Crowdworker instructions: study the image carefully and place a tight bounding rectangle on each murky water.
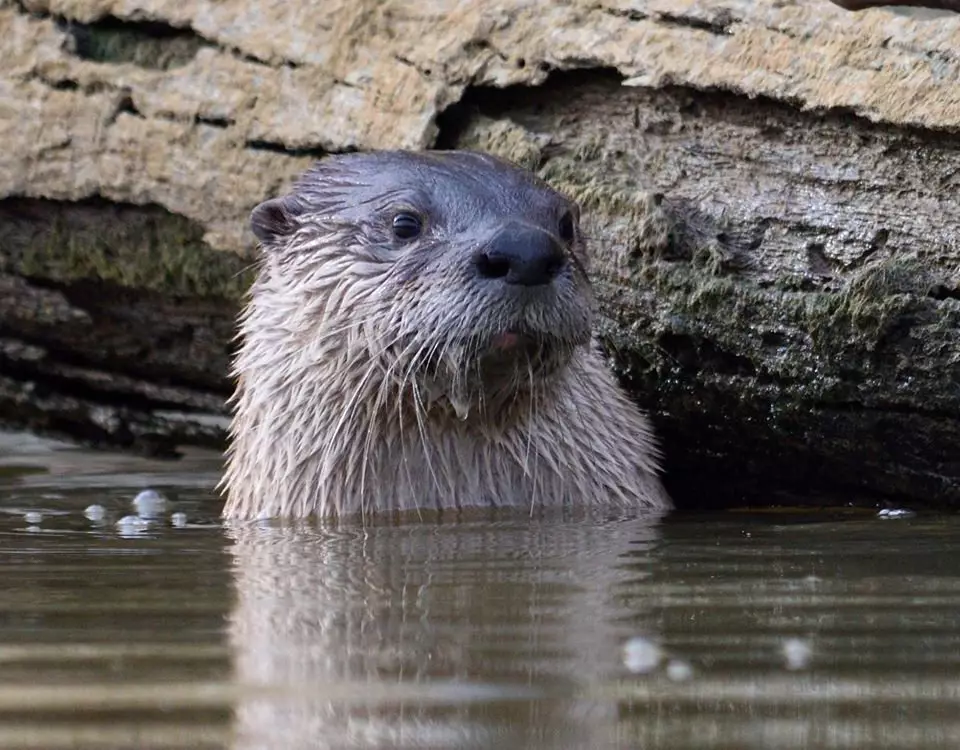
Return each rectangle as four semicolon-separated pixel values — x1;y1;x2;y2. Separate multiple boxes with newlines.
1;430;959;749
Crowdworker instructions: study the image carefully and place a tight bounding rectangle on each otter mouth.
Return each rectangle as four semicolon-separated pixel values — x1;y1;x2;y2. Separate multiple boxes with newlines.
487;329;540;353
474;328;556;364
421;328;560;378
414;328;573;420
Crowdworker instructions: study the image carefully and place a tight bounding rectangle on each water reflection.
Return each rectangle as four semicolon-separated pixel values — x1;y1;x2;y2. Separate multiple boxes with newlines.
610;515;960;749
224;512;960;750
3;432;960;749
225;510;666;750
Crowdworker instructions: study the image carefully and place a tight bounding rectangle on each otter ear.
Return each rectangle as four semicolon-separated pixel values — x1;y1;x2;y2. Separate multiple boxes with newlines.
250;195;303;246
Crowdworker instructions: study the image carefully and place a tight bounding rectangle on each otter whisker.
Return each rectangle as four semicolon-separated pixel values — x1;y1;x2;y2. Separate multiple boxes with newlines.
408;371;441;515
391;373;416;517
533;360;547;516
308;318;371;345
303;359;382;514
524;357;539;517
358;331;413;519
568;349;608;441
394;333;450;511
363;334;425;511
230;260;262;283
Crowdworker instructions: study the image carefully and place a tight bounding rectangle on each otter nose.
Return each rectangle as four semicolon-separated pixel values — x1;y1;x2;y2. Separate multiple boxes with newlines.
474;225;567;287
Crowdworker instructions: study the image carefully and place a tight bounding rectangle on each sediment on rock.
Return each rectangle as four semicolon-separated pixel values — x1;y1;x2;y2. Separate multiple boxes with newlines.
3;0;960;507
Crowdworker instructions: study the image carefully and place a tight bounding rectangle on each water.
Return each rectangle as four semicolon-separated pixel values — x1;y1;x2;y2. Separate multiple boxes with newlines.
1;430;959;749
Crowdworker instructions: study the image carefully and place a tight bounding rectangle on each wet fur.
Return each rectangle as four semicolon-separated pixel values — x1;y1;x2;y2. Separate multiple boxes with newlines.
220;150;671;519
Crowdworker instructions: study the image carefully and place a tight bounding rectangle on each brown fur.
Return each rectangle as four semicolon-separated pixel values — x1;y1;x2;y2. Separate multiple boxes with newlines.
220;150;671;520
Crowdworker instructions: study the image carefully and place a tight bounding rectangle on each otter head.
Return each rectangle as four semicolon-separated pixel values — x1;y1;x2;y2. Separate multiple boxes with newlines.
246;150;593;423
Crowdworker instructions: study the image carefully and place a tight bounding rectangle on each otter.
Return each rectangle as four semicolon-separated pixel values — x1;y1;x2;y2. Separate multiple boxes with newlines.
220;150;671;520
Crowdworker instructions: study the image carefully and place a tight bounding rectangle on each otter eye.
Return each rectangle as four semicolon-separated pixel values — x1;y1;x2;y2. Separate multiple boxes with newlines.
392;212;423;241
558;211;575;243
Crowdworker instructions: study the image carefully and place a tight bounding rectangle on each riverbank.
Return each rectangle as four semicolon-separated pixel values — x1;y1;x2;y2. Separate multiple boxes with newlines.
3;1;960;508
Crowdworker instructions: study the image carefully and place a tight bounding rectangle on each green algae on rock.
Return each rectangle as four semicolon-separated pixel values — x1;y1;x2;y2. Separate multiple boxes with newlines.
2;198;256;301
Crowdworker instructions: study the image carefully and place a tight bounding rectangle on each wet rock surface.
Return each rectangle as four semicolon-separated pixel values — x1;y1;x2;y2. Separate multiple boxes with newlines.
3;0;960;508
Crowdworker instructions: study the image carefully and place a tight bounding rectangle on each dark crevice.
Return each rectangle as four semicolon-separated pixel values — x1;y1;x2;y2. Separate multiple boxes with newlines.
657;390;960;510
196;116;233;129
600;5;738;34
64;17;197;41
244;140;329;159
393;54;426;77
434;67;625;148
815;399;960;422
807;243;834;276
13;0;299;72
47;79;79;91
27;71;127;98
56;15;211;71
928;283;960;301
437;58;960;157
761;331;788;349
112;93;142;122
603;7;646;22
658;333;758;376
227;47;300;69
614;351;960;511
463;38;507;63
870;227;890;253
655;11;739;35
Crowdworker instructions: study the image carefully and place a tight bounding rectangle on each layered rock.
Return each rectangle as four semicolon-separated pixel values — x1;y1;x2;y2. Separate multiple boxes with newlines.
3;0;960;507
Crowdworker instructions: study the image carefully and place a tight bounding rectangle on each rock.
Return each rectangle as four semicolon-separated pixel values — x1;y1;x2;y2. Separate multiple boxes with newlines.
2;0;960;508
829;1;959;12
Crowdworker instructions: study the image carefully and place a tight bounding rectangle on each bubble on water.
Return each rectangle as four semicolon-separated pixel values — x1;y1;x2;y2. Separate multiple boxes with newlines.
623;637;662;674
782;638;813;671
877;508;915;520
666;659;693;682
23;511;43;525
132;489;167;519
83;504;107;522
170;512;188;528
116;515;151;537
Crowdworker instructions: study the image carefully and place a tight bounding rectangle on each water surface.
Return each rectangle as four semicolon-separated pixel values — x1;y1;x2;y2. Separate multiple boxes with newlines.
0;430;958;749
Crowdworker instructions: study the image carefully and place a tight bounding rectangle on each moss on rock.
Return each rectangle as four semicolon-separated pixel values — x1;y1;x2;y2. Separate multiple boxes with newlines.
454;115;546;171
0;197;256;300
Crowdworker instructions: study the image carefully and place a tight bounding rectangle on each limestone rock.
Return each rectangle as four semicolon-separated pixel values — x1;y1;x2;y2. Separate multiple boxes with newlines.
3;0;960;507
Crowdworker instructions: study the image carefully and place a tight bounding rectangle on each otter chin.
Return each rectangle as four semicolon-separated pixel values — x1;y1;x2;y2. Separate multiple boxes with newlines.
220;149;672;520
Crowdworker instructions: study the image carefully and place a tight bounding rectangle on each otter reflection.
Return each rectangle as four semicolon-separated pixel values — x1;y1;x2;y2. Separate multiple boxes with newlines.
225;510;665;750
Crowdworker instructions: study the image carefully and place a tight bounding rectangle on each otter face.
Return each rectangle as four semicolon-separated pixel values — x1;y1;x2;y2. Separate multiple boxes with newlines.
249;150;594;419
